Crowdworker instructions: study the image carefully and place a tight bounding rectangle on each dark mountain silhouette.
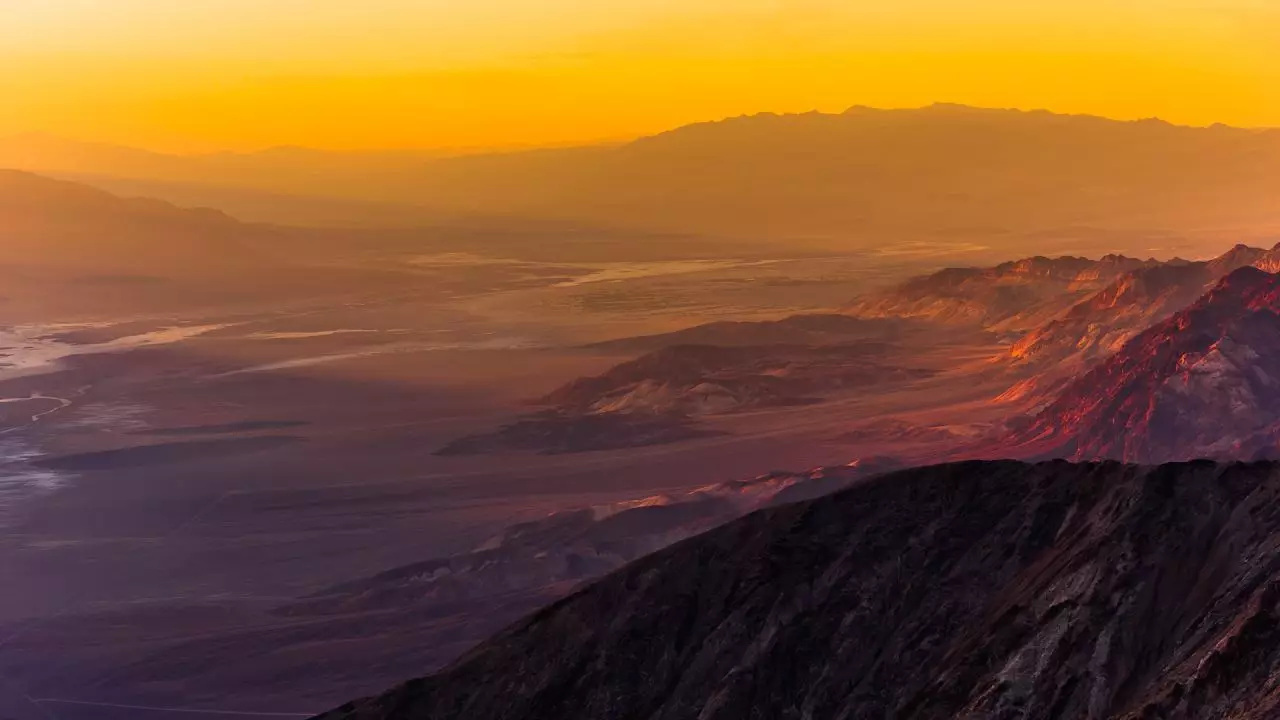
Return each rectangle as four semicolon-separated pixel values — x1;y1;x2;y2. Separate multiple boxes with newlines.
317;459;1280;720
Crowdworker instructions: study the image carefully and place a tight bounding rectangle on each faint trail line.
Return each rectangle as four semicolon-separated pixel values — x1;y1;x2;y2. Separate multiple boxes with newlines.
0;670;60;720
34;698;314;717
0;621;32;652
161;491;232;539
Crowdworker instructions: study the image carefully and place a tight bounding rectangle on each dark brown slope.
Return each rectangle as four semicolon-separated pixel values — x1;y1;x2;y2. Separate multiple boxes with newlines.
996;267;1280;462
317;459;1280;720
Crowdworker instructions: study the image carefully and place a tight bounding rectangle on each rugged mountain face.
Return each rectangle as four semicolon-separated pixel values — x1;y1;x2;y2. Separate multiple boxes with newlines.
997;267;1280;462
1009;244;1280;371
846;254;1157;330
1010;262;1216;368
82;460;896;708
285;460;893;621
317;460;1280;720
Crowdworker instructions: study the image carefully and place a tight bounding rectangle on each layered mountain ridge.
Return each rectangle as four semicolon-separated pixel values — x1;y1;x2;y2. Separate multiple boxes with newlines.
995;267;1280;462
318;460;1280;720
845;254;1160;330
1009;244;1280;370
442;244;1280;457
9;105;1280;243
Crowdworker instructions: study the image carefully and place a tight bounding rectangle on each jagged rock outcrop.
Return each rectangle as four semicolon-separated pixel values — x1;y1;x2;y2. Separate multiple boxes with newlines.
846;254;1157;330
316;460;1280;720
1009;244;1280;371
996;266;1280;461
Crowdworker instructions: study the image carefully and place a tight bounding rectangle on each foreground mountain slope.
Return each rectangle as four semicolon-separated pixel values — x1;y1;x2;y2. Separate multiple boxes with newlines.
317;459;1280;720
997;266;1280;461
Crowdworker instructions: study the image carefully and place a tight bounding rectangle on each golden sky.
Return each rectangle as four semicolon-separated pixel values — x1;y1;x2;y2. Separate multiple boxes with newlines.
2;0;1278;152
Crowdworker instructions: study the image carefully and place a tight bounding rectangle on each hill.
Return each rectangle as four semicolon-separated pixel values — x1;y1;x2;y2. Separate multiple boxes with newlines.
0;169;270;275
317;460;1280;720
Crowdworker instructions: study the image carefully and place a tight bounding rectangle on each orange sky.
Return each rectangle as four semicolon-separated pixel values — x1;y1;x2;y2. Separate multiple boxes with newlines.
3;0;1278;153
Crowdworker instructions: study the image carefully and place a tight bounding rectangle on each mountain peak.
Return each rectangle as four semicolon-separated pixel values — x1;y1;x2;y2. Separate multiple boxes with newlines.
1205;265;1280;306
994;263;1280;462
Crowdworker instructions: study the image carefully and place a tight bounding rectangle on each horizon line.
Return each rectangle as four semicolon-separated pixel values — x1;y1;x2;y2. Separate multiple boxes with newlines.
6;101;1278;158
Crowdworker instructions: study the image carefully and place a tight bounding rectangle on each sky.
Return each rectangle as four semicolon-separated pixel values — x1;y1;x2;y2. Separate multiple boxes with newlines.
2;0;1278;152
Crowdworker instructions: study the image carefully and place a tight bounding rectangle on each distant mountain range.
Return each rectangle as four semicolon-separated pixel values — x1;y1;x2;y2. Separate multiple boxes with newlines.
0;169;270;275
0;171;438;321
7;105;1280;251
852;248;1280;462
468;243;1280;462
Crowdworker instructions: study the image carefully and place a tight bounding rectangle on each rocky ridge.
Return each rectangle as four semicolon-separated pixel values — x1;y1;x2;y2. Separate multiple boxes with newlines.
317;460;1280;720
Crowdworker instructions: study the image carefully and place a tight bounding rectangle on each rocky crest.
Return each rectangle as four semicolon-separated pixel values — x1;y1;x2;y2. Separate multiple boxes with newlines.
997;266;1280;461
1009;244;1280;371
847;254;1157;330
316;460;1280;719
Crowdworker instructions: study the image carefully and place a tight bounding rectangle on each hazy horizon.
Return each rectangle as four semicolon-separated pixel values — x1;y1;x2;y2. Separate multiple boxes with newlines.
5;101;1280;157
5;0;1279;153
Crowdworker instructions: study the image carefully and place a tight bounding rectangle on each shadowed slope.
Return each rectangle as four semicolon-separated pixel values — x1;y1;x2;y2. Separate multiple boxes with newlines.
317;460;1280;720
